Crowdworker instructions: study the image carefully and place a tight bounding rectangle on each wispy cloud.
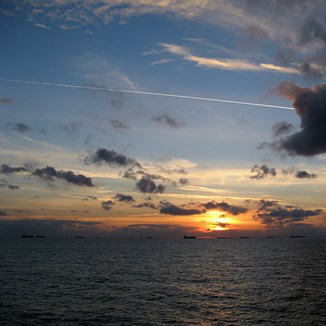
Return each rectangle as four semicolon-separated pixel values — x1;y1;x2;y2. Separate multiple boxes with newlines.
160;43;299;74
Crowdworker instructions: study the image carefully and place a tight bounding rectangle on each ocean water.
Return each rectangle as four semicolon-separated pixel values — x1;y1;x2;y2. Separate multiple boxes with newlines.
0;237;325;325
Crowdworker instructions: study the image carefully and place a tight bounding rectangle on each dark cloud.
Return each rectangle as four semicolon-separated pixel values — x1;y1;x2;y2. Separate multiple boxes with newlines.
0;98;14;104
152;114;185;128
0;164;29;175
179;178;189;185
203;201;248;215
113;193;135;203
102;200;114;210
109;119;130;130
255;206;323;228
7;122;31;133
122;167;139;180
32;166;94;187
250;164;277;179
0;179;19;190
266;81;326;156
295;170;318;179
214;222;230;229
85;148;141;168
0;210;8;216
272;121;295;137
136;176;165;194
160;201;203;216
133;202;158;210
257;199;279;212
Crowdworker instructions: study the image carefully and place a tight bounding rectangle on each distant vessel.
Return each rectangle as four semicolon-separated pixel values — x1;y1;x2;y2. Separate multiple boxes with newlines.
36;235;45;238
217;236;232;239
290;235;306;238
240;236;250;239
21;234;34;238
75;236;85;238
184;235;196;239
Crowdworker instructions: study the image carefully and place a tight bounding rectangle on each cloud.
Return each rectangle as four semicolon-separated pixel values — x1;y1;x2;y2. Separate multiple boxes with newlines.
152;114;185;128
160;201;203;216
133;202;158;210
32;166;94;187
250;164;277;179
0;98;14;104
0;179;19;190
113;193;135;203
0;210;8;216
179;178;189;185
295;170;318;179
255;203;323;228
7;122;31;133
203;201;248;215
4;1;326;77
160;43;299;74
109;119;130;130
0;164;29;175
136;176;165;194
272;121;295;137
84;148;141;168
266;81;326;156
102;200;114;210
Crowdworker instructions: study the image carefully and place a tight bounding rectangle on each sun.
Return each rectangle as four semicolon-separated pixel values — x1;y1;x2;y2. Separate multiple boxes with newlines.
204;210;235;231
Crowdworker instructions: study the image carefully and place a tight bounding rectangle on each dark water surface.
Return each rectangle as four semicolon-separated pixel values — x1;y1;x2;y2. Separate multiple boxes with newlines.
1;237;326;325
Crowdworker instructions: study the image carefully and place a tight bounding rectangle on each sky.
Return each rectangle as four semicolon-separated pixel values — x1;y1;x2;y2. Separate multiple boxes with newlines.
1;0;326;238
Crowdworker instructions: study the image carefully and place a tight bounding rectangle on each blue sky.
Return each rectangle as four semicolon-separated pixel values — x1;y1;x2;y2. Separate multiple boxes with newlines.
1;0;326;238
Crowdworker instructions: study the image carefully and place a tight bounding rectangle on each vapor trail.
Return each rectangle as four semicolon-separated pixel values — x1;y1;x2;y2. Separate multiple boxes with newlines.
0;78;294;110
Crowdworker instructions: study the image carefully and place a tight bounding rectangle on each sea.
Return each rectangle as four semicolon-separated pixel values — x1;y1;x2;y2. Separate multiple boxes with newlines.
0;237;325;325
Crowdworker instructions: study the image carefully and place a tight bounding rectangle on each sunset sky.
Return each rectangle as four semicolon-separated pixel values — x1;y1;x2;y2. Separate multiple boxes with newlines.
1;0;326;238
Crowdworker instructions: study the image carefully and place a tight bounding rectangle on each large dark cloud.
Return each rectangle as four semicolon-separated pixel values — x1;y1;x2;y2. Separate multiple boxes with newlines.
85;148;141;168
32;166;94;187
152;114;185;128
136;176;165;194
255;199;323;228
0;164;29;175
160;201;203;216
250;164;277;179
203;201;248;215
265;81;326;156
0;210;8;216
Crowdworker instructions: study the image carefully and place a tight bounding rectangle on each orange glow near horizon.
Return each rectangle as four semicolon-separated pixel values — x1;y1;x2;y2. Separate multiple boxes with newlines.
201;210;237;231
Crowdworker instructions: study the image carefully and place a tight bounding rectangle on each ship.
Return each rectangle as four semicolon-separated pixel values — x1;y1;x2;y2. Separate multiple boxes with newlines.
184;235;196;239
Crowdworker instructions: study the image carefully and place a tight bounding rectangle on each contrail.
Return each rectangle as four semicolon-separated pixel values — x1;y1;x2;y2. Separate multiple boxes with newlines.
0;78;294;110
